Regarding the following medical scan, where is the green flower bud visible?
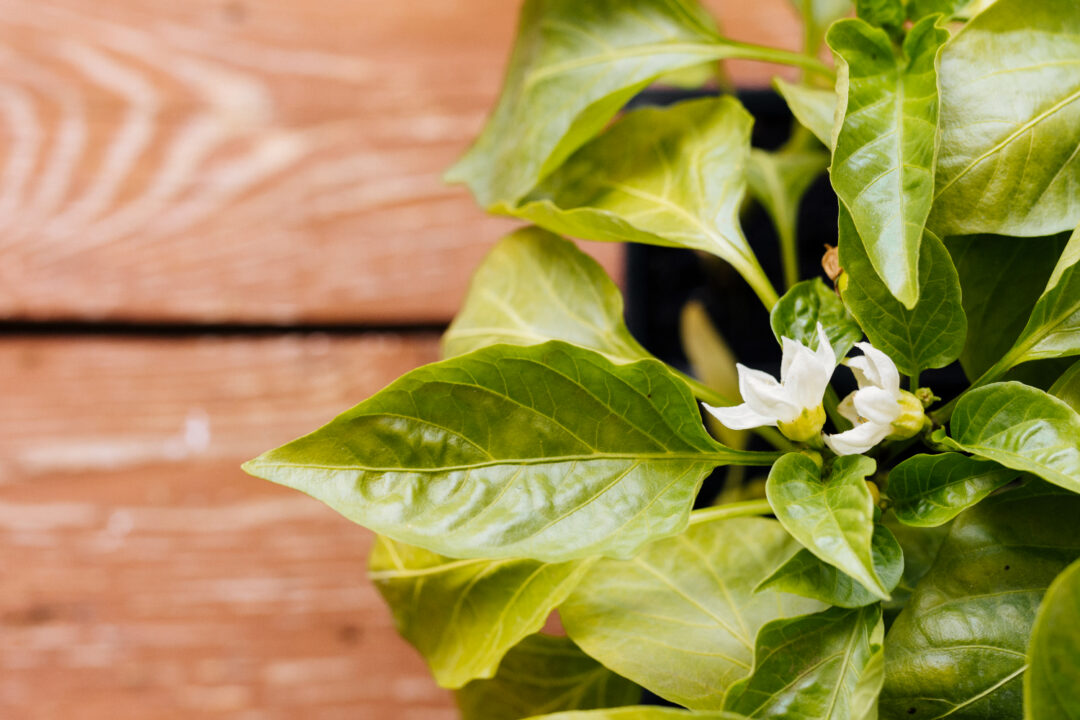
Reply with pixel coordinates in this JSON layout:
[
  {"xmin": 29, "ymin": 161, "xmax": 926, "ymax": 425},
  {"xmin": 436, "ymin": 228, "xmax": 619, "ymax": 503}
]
[
  {"xmin": 889, "ymin": 390, "xmax": 928, "ymax": 440},
  {"xmin": 777, "ymin": 404, "xmax": 826, "ymax": 443}
]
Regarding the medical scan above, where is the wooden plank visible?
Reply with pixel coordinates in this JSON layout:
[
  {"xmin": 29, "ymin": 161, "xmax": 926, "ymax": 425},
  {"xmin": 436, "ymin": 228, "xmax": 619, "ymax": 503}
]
[
  {"xmin": 0, "ymin": 0, "xmax": 800, "ymax": 325},
  {"xmin": 0, "ymin": 334, "xmax": 465, "ymax": 719}
]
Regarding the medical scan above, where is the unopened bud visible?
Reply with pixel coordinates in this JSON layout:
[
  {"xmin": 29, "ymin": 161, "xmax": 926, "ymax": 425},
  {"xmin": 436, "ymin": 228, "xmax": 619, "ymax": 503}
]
[
  {"xmin": 889, "ymin": 390, "xmax": 928, "ymax": 440},
  {"xmin": 915, "ymin": 386, "xmax": 939, "ymax": 409},
  {"xmin": 777, "ymin": 404, "xmax": 827, "ymax": 443}
]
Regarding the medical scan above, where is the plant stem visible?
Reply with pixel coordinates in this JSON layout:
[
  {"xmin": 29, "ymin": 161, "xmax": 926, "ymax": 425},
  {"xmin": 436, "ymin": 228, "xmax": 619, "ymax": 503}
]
[
  {"xmin": 823, "ymin": 385, "xmax": 850, "ymax": 431},
  {"xmin": 746, "ymin": 266, "xmax": 781, "ymax": 311},
  {"xmin": 689, "ymin": 498, "xmax": 774, "ymax": 525}
]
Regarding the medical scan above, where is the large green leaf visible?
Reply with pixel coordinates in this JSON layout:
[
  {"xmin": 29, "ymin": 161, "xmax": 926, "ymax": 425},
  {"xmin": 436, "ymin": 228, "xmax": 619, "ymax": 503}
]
[
  {"xmin": 774, "ymin": 78, "xmax": 838, "ymax": 148},
  {"xmin": 766, "ymin": 453, "xmax": 890, "ymax": 600},
  {"xmin": 881, "ymin": 515, "xmax": 949, "ymax": 617},
  {"xmin": 446, "ymin": 0, "xmax": 821, "ymax": 210},
  {"xmin": 828, "ymin": 16, "xmax": 948, "ymax": 308},
  {"xmin": 1050, "ymin": 359, "xmax": 1080, "ymax": 412},
  {"xmin": 880, "ymin": 484, "xmax": 1080, "ymax": 719},
  {"xmin": 839, "ymin": 207, "xmax": 966, "ymax": 377},
  {"xmin": 854, "ymin": 0, "xmax": 905, "ymax": 34},
  {"xmin": 928, "ymin": 0, "xmax": 1080, "ymax": 237},
  {"xmin": 442, "ymin": 228, "xmax": 647, "ymax": 363},
  {"xmin": 1006, "ymin": 226, "xmax": 1080, "ymax": 368},
  {"xmin": 505, "ymin": 98, "xmax": 777, "ymax": 307},
  {"xmin": 746, "ymin": 148, "xmax": 830, "ymax": 288},
  {"xmin": 368, "ymin": 535, "xmax": 592, "ymax": 688},
  {"xmin": 887, "ymin": 453, "xmax": 1020, "ymax": 527},
  {"xmin": 757, "ymin": 524, "xmax": 903, "ymax": 608},
  {"xmin": 523, "ymin": 709, "xmax": 748, "ymax": 720},
  {"xmin": 1025, "ymin": 558, "xmax": 1080, "ymax": 720},
  {"xmin": 941, "ymin": 382, "xmax": 1080, "ymax": 494},
  {"xmin": 770, "ymin": 278, "xmax": 863, "ymax": 362},
  {"xmin": 456, "ymin": 634, "xmax": 640, "ymax": 720},
  {"xmin": 560, "ymin": 517, "xmax": 822, "ymax": 710},
  {"xmin": 244, "ymin": 342, "xmax": 776, "ymax": 563},
  {"xmin": 724, "ymin": 606, "xmax": 883, "ymax": 719},
  {"xmin": 946, "ymin": 232, "xmax": 1070, "ymax": 379}
]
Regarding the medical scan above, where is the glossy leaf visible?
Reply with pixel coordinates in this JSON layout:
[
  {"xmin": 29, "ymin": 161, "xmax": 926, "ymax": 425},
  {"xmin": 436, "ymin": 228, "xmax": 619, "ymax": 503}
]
[
  {"xmin": 929, "ymin": 0, "xmax": 1080, "ymax": 237},
  {"xmin": 507, "ymin": 98, "xmax": 777, "ymax": 307},
  {"xmin": 447, "ymin": 0, "xmax": 815, "ymax": 210},
  {"xmin": 774, "ymin": 77, "xmax": 837, "ymax": 148},
  {"xmin": 880, "ymin": 484, "xmax": 1080, "ymax": 719},
  {"xmin": 1050, "ymin": 359, "xmax": 1080, "ymax": 412},
  {"xmin": 888, "ymin": 453, "xmax": 1020, "ymax": 527},
  {"xmin": 369, "ymin": 535, "xmax": 592, "ymax": 688},
  {"xmin": 946, "ymin": 232, "xmax": 1070, "ymax": 379},
  {"xmin": 839, "ymin": 207, "xmax": 966, "ymax": 376},
  {"xmin": 724, "ymin": 605, "xmax": 883, "ymax": 719},
  {"xmin": 522, "ymin": 708, "xmax": 748, "ymax": 720},
  {"xmin": 456, "ymin": 634, "xmax": 640, "ymax": 720},
  {"xmin": 881, "ymin": 516, "xmax": 950, "ymax": 617},
  {"xmin": 1008, "ymin": 226, "xmax": 1080, "ymax": 367},
  {"xmin": 942, "ymin": 382, "xmax": 1080, "ymax": 494},
  {"xmin": 853, "ymin": 645, "xmax": 885, "ymax": 720},
  {"xmin": 766, "ymin": 453, "xmax": 889, "ymax": 600},
  {"xmin": 770, "ymin": 278, "xmax": 863, "ymax": 362},
  {"xmin": 442, "ymin": 228, "xmax": 648, "ymax": 364},
  {"xmin": 829, "ymin": 16, "xmax": 948, "ymax": 307},
  {"xmin": 244, "ymin": 342, "xmax": 775, "ymax": 563},
  {"xmin": 1025, "ymin": 558, "xmax": 1080, "ymax": 720},
  {"xmin": 757, "ymin": 523, "xmax": 904, "ymax": 608},
  {"xmin": 854, "ymin": 0, "xmax": 905, "ymax": 34},
  {"xmin": 561, "ymin": 517, "xmax": 822, "ymax": 710}
]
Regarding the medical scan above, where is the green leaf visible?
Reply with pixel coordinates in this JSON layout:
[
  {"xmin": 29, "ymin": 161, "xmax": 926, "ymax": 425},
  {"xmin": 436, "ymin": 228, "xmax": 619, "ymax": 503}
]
[
  {"xmin": 368, "ymin": 535, "xmax": 592, "ymax": 688},
  {"xmin": 724, "ymin": 606, "xmax": 884, "ymax": 719},
  {"xmin": 766, "ymin": 453, "xmax": 890, "ymax": 600},
  {"xmin": 1007, "ymin": 226, "xmax": 1080, "ymax": 367},
  {"xmin": 853, "ymin": 645, "xmax": 885, "ymax": 720},
  {"xmin": 244, "ymin": 341, "xmax": 776, "ymax": 563},
  {"xmin": 1025, "ymin": 558, "xmax": 1080, "ymax": 720},
  {"xmin": 928, "ymin": 0, "xmax": 1080, "ymax": 238},
  {"xmin": 838, "ymin": 206, "xmax": 967, "ymax": 377},
  {"xmin": 446, "ymin": 0, "xmax": 823, "ymax": 210},
  {"xmin": 505, "ymin": 98, "xmax": 777, "ymax": 307},
  {"xmin": 887, "ymin": 453, "xmax": 1020, "ymax": 527},
  {"xmin": 941, "ymin": 382, "xmax": 1080, "ymax": 494},
  {"xmin": 829, "ymin": 16, "xmax": 949, "ymax": 308},
  {"xmin": 442, "ymin": 228, "xmax": 648, "ymax": 364},
  {"xmin": 774, "ymin": 77, "xmax": 838, "ymax": 149},
  {"xmin": 881, "ymin": 515, "xmax": 949, "ymax": 617},
  {"xmin": 560, "ymin": 517, "xmax": 822, "ymax": 710},
  {"xmin": 757, "ymin": 524, "xmax": 904, "ymax": 608},
  {"xmin": 1050, "ymin": 359, "xmax": 1080, "ymax": 412},
  {"xmin": 880, "ymin": 484, "xmax": 1080, "ymax": 719},
  {"xmin": 788, "ymin": 0, "xmax": 853, "ymax": 55},
  {"xmin": 456, "ymin": 634, "xmax": 640, "ymax": 720},
  {"xmin": 946, "ymin": 232, "xmax": 1070, "ymax": 380},
  {"xmin": 522, "ymin": 708, "xmax": 748, "ymax": 720},
  {"xmin": 907, "ymin": 0, "xmax": 971, "ymax": 20},
  {"xmin": 855, "ymin": 0, "xmax": 906, "ymax": 34},
  {"xmin": 770, "ymin": 278, "xmax": 863, "ymax": 362},
  {"xmin": 746, "ymin": 147, "xmax": 830, "ymax": 288}
]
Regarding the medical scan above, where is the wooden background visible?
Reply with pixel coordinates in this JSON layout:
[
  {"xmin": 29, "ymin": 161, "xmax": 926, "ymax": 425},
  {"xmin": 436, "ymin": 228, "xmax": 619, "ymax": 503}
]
[{"xmin": 0, "ymin": 1, "xmax": 800, "ymax": 717}]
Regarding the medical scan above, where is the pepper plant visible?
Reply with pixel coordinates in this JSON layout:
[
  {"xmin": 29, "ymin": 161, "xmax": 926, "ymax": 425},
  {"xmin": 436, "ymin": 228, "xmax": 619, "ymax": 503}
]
[{"xmin": 244, "ymin": 0, "xmax": 1080, "ymax": 717}]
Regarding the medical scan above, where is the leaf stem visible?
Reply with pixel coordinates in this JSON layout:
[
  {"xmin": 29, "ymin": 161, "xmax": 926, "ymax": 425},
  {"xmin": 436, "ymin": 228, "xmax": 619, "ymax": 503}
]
[
  {"xmin": 723, "ymin": 40, "xmax": 834, "ymax": 80},
  {"xmin": 689, "ymin": 498, "xmax": 774, "ymax": 525}
]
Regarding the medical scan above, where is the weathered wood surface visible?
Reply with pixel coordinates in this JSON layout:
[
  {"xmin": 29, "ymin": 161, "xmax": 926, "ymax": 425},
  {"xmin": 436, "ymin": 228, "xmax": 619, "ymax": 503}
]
[
  {"xmin": 0, "ymin": 335, "xmax": 463, "ymax": 719},
  {"xmin": 0, "ymin": 0, "xmax": 799, "ymax": 325}
]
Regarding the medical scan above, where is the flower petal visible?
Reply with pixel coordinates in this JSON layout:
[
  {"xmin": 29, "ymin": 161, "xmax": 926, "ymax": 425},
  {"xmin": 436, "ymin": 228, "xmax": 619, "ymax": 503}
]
[
  {"xmin": 847, "ymin": 343, "xmax": 901, "ymax": 395},
  {"xmin": 737, "ymin": 365, "xmax": 795, "ymax": 420},
  {"xmin": 814, "ymin": 322, "xmax": 837, "ymax": 369},
  {"xmin": 824, "ymin": 420, "xmax": 891, "ymax": 456},
  {"xmin": 837, "ymin": 391, "xmax": 861, "ymax": 425},
  {"xmin": 853, "ymin": 386, "xmax": 901, "ymax": 425},
  {"xmin": 704, "ymin": 402, "xmax": 777, "ymax": 430}
]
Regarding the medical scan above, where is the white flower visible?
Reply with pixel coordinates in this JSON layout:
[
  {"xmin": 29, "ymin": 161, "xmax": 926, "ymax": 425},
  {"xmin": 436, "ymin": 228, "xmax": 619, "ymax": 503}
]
[
  {"xmin": 705, "ymin": 323, "xmax": 835, "ymax": 442},
  {"xmin": 824, "ymin": 343, "xmax": 926, "ymax": 456}
]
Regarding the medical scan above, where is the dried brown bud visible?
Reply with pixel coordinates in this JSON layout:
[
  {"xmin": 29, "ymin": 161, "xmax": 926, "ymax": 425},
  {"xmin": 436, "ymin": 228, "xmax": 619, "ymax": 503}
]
[{"xmin": 822, "ymin": 244, "xmax": 841, "ymax": 282}]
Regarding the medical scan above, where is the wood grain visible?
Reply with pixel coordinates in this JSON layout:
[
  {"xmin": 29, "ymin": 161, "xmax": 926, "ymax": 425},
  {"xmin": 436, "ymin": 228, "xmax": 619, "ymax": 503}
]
[
  {"xmin": 0, "ymin": 0, "xmax": 800, "ymax": 325},
  {"xmin": 0, "ymin": 334, "xmax": 464, "ymax": 719}
]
